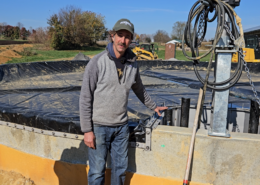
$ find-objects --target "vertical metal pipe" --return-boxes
[209,12,231,138]
[180,98,190,127]
[163,108,173,126]
[249,100,259,134]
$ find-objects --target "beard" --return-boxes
[118,42,126,48]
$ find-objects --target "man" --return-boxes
[80,18,167,185]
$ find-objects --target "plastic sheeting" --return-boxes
[0,60,259,134]
[0,61,87,134]
[137,60,260,74]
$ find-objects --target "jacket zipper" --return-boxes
[119,64,128,84]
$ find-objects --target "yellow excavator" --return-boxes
[132,43,159,60]
[232,34,260,62]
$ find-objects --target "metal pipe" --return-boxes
[163,108,173,126]
[249,100,259,134]
[180,98,190,127]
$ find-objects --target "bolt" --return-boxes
[23,126,25,130]
[52,132,55,136]
[64,133,67,137]
[6,123,8,126]
[136,143,139,147]
[75,135,78,139]
[41,130,44,133]
[146,131,150,135]
[146,146,150,150]
[32,128,34,131]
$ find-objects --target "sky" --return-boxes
[1,0,259,40]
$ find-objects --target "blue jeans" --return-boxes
[88,123,129,185]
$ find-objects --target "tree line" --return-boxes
[1,6,108,50]
[133,21,187,44]
[0,22,31,40]
[47,8,188,48]
[1,8,193,49]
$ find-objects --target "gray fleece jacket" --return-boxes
[79,47,157,133]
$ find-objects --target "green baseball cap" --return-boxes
[113,18,134,35]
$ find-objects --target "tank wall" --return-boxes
[1,122,260,184]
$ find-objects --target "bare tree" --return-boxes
[147,34,153,42]
[0,22,7,37]
[28,27,49,45]
[153,30,170,43]
[139,34,153,42]
[1,22,7,26]
[171,21,186,40]
[139,34,147,42]
[17,22,24,30]
[145,37,151,43]
[29,26,33,34]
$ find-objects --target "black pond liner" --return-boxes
[0,60,259,134]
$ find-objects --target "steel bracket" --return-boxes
[0,120,84,140]
[129,111,165,151]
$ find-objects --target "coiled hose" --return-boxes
[182,0,244,91]
[182,2,245,185]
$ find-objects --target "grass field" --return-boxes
[7,45,105,64]
[176,50,214,62]
[1,42,214,64]
[148,42,213,61]
[9,47,212,63]
[157,49,213,61]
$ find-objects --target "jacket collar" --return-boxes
[106,43,136,63]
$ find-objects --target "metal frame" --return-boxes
[0,121,84,140]
[129,106,183,151]
[129,111,166,151]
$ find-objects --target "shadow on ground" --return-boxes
[54,140,137,185]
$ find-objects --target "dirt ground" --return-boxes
[0,44,33,64]
[50,54,95,62]
[0,170,35,185]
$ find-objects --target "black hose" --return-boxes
[182,0,243,91]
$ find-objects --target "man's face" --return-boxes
[112,30,132,55]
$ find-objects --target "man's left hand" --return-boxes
[154,106,168,116]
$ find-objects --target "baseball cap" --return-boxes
[113,18,134,35]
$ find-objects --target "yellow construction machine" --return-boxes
[232,34,260,62]
[132,43,159,60]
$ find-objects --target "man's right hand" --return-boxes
[84,132,96,149]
